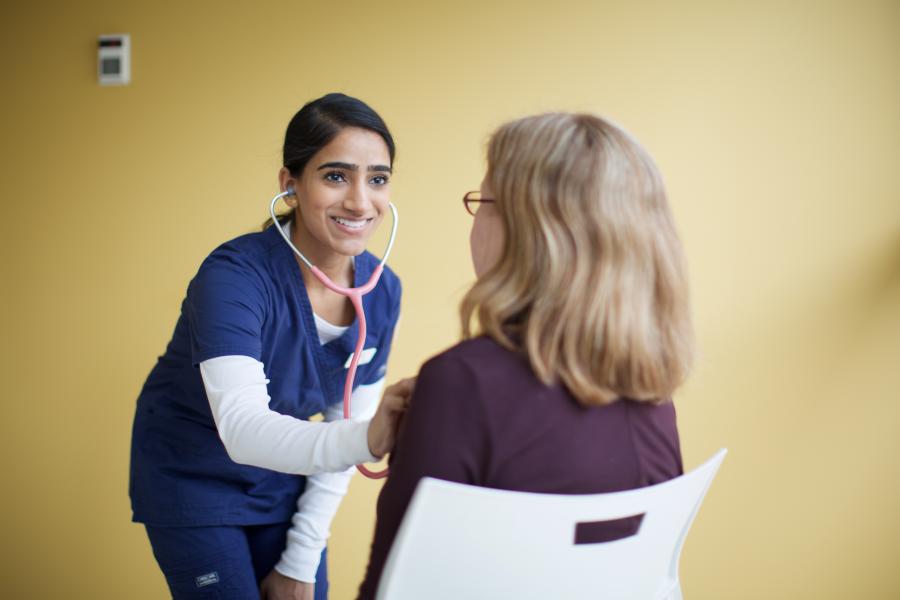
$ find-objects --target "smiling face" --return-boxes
[280,126,392,262]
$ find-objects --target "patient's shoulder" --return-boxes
[420,336,530,382]
[430,335,516,361]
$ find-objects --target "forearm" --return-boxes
[200,356,377,475]
[274,468,354,581]
[274,380,385,581]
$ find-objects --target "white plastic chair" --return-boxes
[376,448,727,600]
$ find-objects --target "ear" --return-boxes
[278,167,298,206]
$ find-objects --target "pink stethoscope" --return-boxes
[270,188,398,479]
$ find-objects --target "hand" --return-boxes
[259,569,314,600]
[367,377,416,458]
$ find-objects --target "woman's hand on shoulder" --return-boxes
[367,377,416,458]
[259,569,314,600]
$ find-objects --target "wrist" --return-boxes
[274,562,316,584]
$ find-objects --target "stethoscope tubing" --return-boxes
[269,190,398,479]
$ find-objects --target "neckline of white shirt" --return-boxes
[314,313,349,344]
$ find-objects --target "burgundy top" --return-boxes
[357,336,683,599]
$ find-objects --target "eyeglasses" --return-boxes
[462,191,495,216]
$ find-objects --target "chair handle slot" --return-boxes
[573,513,645,544]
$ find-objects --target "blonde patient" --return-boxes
[357,111,694,599]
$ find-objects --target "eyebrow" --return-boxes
[317,161,392,174]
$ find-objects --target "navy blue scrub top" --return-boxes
[129,223,402,527]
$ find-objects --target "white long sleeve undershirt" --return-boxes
[199,313,383,582]
[200,356,378,474]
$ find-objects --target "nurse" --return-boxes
[129,93,408,600]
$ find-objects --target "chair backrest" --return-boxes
[376,448,727,600]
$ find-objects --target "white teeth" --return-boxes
[332,216,368,229]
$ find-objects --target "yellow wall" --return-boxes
[1,0,898,597]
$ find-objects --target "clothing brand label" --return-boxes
[344,347,377,368]
[195,572,219,587]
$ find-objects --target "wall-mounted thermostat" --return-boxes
[98,34,130,85]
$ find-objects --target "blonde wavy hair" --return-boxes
[460,113,694,406]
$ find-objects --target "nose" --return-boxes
[342,180,373,215]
